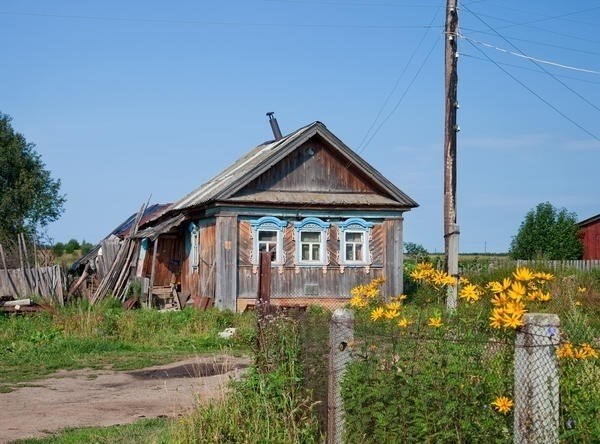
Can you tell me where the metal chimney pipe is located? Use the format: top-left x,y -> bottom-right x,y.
266,112 -> 282,140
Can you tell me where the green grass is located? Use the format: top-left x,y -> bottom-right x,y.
13,417 -> 171,444
0,299 -> 255,386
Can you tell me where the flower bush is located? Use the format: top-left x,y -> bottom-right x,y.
342,263 -> 600,443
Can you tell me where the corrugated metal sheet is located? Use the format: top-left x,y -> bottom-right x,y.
171,121 -> 418,211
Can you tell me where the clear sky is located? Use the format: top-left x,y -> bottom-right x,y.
2,0 -> 599,253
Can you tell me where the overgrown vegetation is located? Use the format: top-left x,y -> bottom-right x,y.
0,299 -> 254,386
169,309 -> 324,443
14,417 -> 170,444
343,265 -> 600,443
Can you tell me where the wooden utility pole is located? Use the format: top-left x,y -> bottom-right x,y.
444,0 -> 459,311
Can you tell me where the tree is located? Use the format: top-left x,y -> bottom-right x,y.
404,242 -> 428,257
509,202 -> 583,260
0,112 -> 65,242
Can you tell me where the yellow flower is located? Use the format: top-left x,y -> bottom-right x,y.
534,271 -> 554,282
574,301 -> 582,306
459,276 -> 470,285
487,278 -> 512,294
386,301 -> 402,311
384,309 -> 400,319
427,316 -> 443,328
491,293 -> 509,307
459,283 -> 482,303
504,301 -> 527,318
577,286 -> 587,293
536,290 -> 551,302
556,342 -> 575,359
489,308 -> 505,329
513,267 -> 535,282
507,281 -> 527,301
397,317 -> 413,328
349,295 -> 366,308
491,396 -> 514,414
502,312 -> 524,329
370,307 -> 385,321
579,343 -> 599,359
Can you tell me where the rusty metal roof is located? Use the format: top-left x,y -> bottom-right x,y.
172,121 -> 418,211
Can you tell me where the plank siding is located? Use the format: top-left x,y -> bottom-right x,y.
144,236 -> 182,288
384,218 -> 404,297
215,214 -> 238,311
237,139 -> 379,195
198,224 -> 216,301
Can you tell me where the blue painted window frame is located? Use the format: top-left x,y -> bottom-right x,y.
294,217 -> 331,266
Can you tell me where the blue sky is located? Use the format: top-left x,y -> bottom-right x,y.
2,0 -> 599,253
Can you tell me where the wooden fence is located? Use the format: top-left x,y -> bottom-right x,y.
0,264 -> 65,304
516,259 -> 600,271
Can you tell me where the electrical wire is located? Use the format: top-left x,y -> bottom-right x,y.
0,10 -> 442,30
463,38 -> 600,142
459,35 -> 600,75
460,27 -> 600,57
358,34 -> 441,154
462,4 -> 600,115
460,53 -> 600,86
357,4 -> 443,152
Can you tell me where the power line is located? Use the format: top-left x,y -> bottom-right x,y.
462,4 -> 600,115
358,35 -> 441,154
459,35 -> 600,75
460,53 -> 600,86
0,10 -> 442,30
463,38 -> 600,142
459,27 -> 600,57
357,5 -> 443,152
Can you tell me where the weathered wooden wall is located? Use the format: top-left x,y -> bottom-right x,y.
215,214 -> 238,311
240,139 -> 377,194
237,219 -> 387,303
142,235 -> 183,287
180,222 -> 216,303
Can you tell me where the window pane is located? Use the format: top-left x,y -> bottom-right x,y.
301,244 -> 310,260
345,244 -> 353,261
346,232 -> 363,243
355,244 -> 363,261
301,231 -> 321,242
312,244 -> 320,260
259,231 -> 277,242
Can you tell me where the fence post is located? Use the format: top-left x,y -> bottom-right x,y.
328,308 -> 354,444
514,313 -> 560,444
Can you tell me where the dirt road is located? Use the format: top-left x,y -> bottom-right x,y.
0,354 -> 250,443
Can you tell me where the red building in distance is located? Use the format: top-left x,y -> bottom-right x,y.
578,213 -> 600,260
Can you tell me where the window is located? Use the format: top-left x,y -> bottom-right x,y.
300,231 -> 322,262
188,222 -> 199,270
250,216 -> 287,265
344,231 -> 364,262
294,217 -> 330,266
338,218 -> 373,266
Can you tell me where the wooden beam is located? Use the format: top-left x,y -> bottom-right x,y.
148,237 -> 159,309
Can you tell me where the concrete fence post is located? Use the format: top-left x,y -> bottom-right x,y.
328,308 -> 354,444
514,313 -> 560,444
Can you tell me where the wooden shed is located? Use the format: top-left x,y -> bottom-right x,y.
134,121 -> 418,311
578,213 -> 600,260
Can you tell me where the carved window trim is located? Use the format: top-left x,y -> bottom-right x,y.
294,217 -> 331,267
250,216 -> 287,268
338,218 -> 374,271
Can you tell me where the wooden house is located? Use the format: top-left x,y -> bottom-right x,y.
132,120 -> 418,311
578,213 -> 600,260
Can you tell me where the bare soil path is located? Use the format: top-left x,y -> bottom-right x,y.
0,353 -> 250,443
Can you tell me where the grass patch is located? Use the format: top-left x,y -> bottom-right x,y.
0,300 -> 255,386
13,417 -> 171,444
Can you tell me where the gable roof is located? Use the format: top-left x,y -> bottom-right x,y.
172,121 -> 418,211
578,213 -> 600,228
